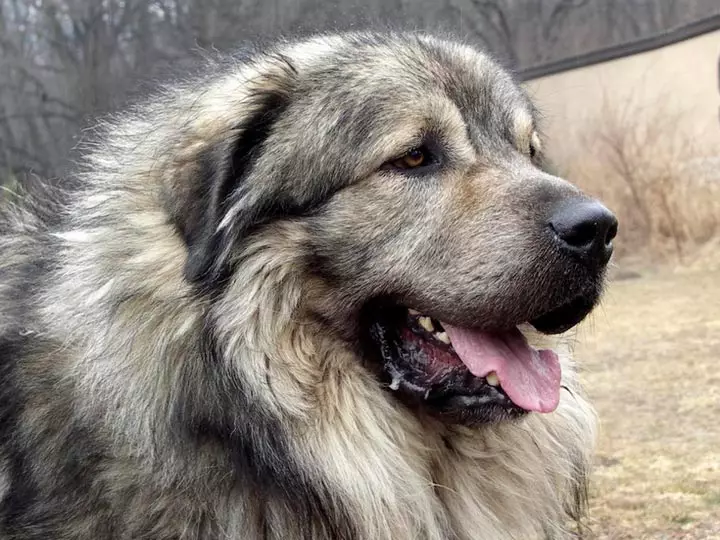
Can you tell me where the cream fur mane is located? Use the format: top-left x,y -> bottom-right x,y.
28,34 -> 597,537
44,199 -> 594,539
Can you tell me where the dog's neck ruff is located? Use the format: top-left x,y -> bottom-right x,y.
204,237 -> 595,539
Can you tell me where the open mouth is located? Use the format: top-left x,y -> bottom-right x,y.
363,295 -> 596,424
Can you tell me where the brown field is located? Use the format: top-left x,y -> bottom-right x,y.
576,263 -> 720,539
554,92 -> 720,538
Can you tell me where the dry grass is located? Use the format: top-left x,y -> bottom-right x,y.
575,267 -> 720,539
556,94 -> 720,265
554,94 -> 720,536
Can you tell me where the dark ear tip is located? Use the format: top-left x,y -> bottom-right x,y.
175,68 -> 294,290
184,256 -> 208,284
184,237 -> 217,284
184,233 -> 235,290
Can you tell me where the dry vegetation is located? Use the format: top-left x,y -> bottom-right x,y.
554,95 -> 720,538
559,94 -> 720,266
577,268 -> 720,539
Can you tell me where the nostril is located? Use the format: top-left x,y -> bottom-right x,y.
555,220 -> 597,249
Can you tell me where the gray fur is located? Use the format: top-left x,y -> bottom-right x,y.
0,32 -> 599,539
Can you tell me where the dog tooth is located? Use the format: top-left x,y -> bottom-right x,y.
486,372 -> 500,387
418,316 -> 434,332
389,378 -> 400,391
408,308 -> 420,316
435,331 -> 450,344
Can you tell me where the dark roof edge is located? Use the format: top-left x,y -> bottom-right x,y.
519,13 -> 720,81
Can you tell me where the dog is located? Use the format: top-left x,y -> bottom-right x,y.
0,32 -> 617,539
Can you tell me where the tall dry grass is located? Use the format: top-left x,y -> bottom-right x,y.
558,94 -> 720,265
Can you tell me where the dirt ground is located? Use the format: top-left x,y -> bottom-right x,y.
576,265 -> 720,539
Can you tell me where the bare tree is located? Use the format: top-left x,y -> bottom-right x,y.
0,0 -> 718,182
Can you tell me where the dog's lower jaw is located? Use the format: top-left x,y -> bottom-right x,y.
278,321 -> 595,539
213,277 -> 593,539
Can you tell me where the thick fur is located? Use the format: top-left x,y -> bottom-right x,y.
0,33 -> 596,539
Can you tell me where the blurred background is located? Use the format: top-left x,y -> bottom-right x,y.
1,1 -> 719,538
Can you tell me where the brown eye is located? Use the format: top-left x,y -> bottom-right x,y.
392,148 -> 427,169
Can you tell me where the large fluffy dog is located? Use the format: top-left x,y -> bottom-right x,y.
0,33 -> 617,539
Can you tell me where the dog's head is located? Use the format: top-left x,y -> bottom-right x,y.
173,33 -> 617,425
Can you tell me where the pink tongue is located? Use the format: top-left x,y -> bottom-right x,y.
442,324 -> 561,413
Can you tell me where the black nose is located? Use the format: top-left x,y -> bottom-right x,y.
549,200 -> 618,267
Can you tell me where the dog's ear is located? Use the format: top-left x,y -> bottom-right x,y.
178,61 -> 297,287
